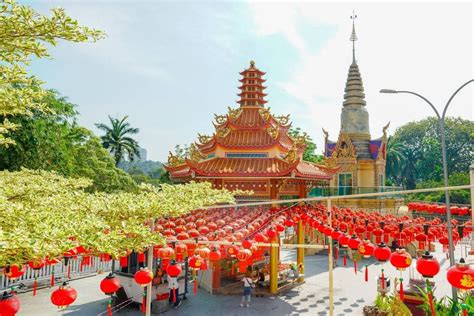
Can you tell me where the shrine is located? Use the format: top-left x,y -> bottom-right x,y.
165,61 -> 338,201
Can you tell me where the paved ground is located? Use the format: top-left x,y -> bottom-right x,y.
17,244 -> 469,316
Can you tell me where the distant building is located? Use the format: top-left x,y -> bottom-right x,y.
323,14 -> 388,194
137,147 -> 147,161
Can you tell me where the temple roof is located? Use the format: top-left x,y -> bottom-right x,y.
165,157 -> 336,179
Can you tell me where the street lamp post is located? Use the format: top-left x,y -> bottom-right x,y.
380,79 -> 474,300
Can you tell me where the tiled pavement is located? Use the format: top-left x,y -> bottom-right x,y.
17,243 -> 466,315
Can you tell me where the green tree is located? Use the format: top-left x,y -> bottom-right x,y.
288,127 -> 324,163
385,136 -> 405,185
0,0 -> 104,145
0,90 -> 136,192
390,117 -> 473,188
95,116 -> 140,166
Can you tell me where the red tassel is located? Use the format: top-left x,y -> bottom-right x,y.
381,269 -> 385,289
33,278 -> 37,296
193,279 -> 198,296
463,309 -> 468,316
354,260 -> 357,274
343,255 -> 347,266
399,278 -> 404,301
141,294 -> 146,313
365,265 -> 368,282
335,248 -> 339,260
428,292 -> 435,316
51,271 -> 55,287
68,264 -> 71,279
107,301 -> 112,316
173,288 -> 177,303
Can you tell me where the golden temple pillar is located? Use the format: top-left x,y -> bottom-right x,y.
269,236 -> 279,294
296,219 -> 305,282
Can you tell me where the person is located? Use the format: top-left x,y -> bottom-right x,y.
240,271 -> 254,308
253,267 -> 265,297
167,273 -> 181,308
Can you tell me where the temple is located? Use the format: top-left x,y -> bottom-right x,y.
165,61 -> 338,200
323,13 -> 388,193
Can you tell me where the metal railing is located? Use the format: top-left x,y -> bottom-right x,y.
0,257 -> 113,291
309,186 -> 403,198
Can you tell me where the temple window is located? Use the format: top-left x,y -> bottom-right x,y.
226,153 -> 268,158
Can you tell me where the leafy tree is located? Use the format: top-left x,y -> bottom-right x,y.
0,169 -> 240,265
95,116 -> 140,166
0,90 -> 136,192
389,117 -> 473,188
173,144 -> 190,160
0,0 -> 104,145
410,172 -> 470,204
289,127 -> 324,163
385,136 -> 405,184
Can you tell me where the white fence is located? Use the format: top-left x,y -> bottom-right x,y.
0,257 -> 113,291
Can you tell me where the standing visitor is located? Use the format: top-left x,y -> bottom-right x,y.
240,271 -> 254,307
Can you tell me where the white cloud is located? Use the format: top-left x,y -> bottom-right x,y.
248,2 -> 473,153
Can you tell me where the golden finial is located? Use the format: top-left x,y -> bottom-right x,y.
250,60 -> 255,68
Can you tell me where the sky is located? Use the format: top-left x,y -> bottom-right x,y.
28,1 -> 473,162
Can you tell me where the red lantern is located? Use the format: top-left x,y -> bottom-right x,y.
390,248 -> 412,271
134,268 -> 154,286
100,273 -> 121,295
446,258 -> 474,291
209,249 -> 221,262
236,249 -> 252,262
416,251 -> 440,278
323,227 -> 334,237
242,239 -> 253,249
28,259 -> 45,270
3,265 -> 26,280
226,245 -> 239,257
166,261 -> 182,277
196,247 -> 210,259
175,243 -> 188,262
254,233 -> 265,243
266,228 -> 277,239
348,235 -> 361,250
0,291 -> 20,316
158,247 -> 175,260
275,223 -> 285,233
51,282 -> 77,308
338,233 -> 350,247
331,229 -> 342,241
284,219 -> 295,227
358,241 -> 375,258
373,243 -> 391,262
188,256 -> 204,270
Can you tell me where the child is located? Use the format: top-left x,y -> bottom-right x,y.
240,271 -> 254,307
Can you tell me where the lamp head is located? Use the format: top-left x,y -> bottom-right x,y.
379,89 -> 399,94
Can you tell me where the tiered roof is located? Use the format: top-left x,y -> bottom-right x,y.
166,61 -> 338,181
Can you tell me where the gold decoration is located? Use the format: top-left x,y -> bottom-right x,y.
258,107 -> 271,121
460,275 -> 473,288
197,133 -> 212,144
333,133 -> 357,159
274,114 -> 290,125
284,145 -> 298,163
291,132 -> 309,147
227,106 -> 242,120
189,143 -> 206,162
167,151 -> 183,167
267,126 -> 279,139
214,114 -> 227,125
216,127 -> 230,138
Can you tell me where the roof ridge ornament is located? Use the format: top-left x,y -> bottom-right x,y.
350,10 -> 358,64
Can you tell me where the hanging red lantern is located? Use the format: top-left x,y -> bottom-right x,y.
416,251 -> 440,278
176,232 -> 190,241
0,291 -> 20,315
134,268 -> 154,286
446,258 -> 474,291
188,256 -> 204,270
3,265 -> 26,280
166,261 -> 182,277
28,259 -> 45,270
323,226 -> 334,237
415,233 -> 428,250
331,229 -> 342,241
284,219 -> 295,227
100,273 -> 121,295
358,240 -> 375,258
390,249 -> 412,271
196,247 -> 210,259
158,247 -> 175,260
348,235 -> 361,251
226,245 -> 239,257
275,223 -> 285,233
119,255 -> 128,268
51,282 -> 77,308
266,228 -> 277,239
373,243 -> 391,262
338,233 -> 350,247
174,243 -> 188,262
372,228 -> 384,244
242,239 -> 253,249
209,249 -> 221,262
254,233 -> 265,243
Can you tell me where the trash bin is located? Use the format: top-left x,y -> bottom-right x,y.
151,293 -> 169,314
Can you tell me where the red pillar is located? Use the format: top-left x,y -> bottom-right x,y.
212,260 -> 221,289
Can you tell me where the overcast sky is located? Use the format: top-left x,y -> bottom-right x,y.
28,1 -> 473,162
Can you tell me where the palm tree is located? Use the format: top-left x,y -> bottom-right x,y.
95,116 -> 140,166
385,136 -> 405,184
